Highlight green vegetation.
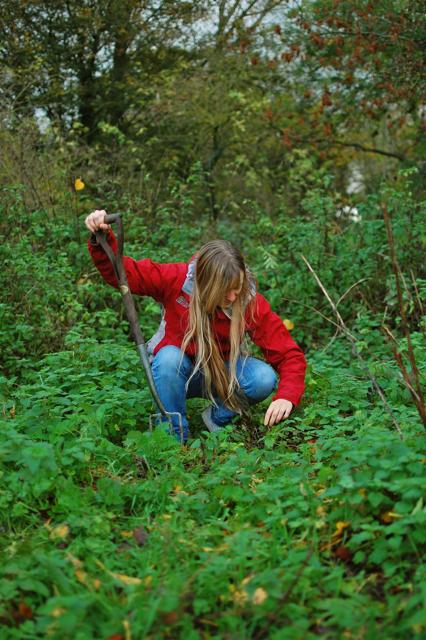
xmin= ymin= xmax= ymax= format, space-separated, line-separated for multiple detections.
xmin=1 ymin=172 xmax=425 ymax=638
xmin=1 ymin=0 xmax=425 ymax=637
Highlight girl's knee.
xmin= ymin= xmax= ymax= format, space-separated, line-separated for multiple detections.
xmin=240 ymin=361 xmax=277 ymax=401
xmin=152 ymin=346 xmax=191 ymax=380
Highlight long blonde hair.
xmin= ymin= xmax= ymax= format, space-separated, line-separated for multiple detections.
xmin=181 ymin=240 xmax=253 ymax=412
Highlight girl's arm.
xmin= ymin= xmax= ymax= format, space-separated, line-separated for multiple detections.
xmin=247 ymin=293 xmax=307 ymax=408
xmin=86 ymin=210 xmax=182 ymax=302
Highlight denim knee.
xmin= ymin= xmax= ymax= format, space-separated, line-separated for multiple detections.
xmin=238 ymin=359 xmax=277 ymax=402
xmin=151 ymin=345 xmax=192 ymax=382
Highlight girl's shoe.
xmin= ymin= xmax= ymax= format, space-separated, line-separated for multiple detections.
xmin=201 ymin=406 xmax=222 ymax=433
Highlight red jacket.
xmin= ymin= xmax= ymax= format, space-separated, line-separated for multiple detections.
xmin=88 ymin=231 xmax=306 ymax=406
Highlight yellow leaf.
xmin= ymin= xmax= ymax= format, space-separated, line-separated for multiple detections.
xmin=51 ymin=607 xmax=66 ymax=618
xmin=110 ymin=572 xmax=142 ymax=586
xmin=229 ymin=585 xmax=248 ymax=606
xmin=252 ymin=587 xmax=268 ymax=605
xmin=123 ymin=619 xmax=131 ymax=640
xmin=50 ymin=524 xmax=69 ymax=540
xmin=74 ymin=178 xmax=85 ymax=191
xmin=66 ymin=553 xmax=83 ymax=569
xmin=75 ymin=569 xmax=88 ymax=585
xmin=334 ymin=521 xmax=350 ymax=537
xmin=95 ymin=560 xmax=142 ymax=586
xmin=381 ymin=511 xmax=400 ymax=523
xmin=283 ymin=318 xmax=294 ymax=330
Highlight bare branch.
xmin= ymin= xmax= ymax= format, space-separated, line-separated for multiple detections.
xmin=381 ymin=203 xmax=426 ymax=427
xmin=332 ymin=140 xmax=406 ymax=162
xmin=411 ymin=269 xmax=424 ymax=315
xmin=382 ymin=326 xmax=422 ymax=403
xmin=336 ymin=278 xmax=370 ymax=307
xmin=300 ymin=254 xmax=404 ymax=438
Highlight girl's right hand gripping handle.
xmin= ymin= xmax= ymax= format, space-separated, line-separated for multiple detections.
xmin=104 ymin=213 xmax=121 ymax=224
xmin=102 ymin=213 xmax=123 ymax=257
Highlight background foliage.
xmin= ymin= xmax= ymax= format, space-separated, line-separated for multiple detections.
xmin=0 ymin=1 xmax=425 ymax=638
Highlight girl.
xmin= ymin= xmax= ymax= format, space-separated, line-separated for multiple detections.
xmin=86 ymin=210 xmax=306 ymax=442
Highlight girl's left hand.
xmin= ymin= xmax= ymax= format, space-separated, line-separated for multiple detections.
xmin=264 ymin=399 xmax=293 ymax=426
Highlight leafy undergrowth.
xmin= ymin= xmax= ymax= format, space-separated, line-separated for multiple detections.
xmin=1 ymin=337 xmax=425 ymax=639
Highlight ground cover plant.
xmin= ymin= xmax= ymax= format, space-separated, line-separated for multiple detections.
xmin=1 ymin=170 xmax=425 ymax=638
xmin=1 ymin=340 xmax=425 ymax=639
xmin=1 ymin=0 xmax=425 ymax=635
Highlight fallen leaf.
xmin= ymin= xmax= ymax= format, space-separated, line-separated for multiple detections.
xmin=160 ymin=611 xmax=179 ymax=625
xmin=123 ymin=620 xmax=131 ymax=640
xmin=12 ymin=602 xmax=33 ymax=623
xmin=111 ymin=572 xmax=142 ymax=586
xmin=66 ymin=553 xmax=82 ymax=569
xmin=96 ymin=560 xmax=142 ymax=586
xmin=334 ymin=521 xmax=350 ymax=537
xmin=252 ymin=587 xmax=268 ymax=605
xmin=75 ymin=569 xmax=88 ymax=585
xmin=50 ymin=524 xmax=69 ymax=540
xmin=229 ymin=584 xmax=248 ymax=606
xmin=133 ymin=526 xmax=149 ymax=546
xmin=334 ymin=545 xmax=352 ymax=562
xmin=320 ymin=521 xmax=351 ymax=551
xmin=381 ymin=511 xmax=400 ymax=523
xmin=74 ymin=177 xmax=85 ymax=191
xmin=283 ymin=318 xmax=294 ymax=330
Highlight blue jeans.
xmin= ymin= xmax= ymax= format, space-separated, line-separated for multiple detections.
xmin=151 ymin=345 xmax=277 ymax=441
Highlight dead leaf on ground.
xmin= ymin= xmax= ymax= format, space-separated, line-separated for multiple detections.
xmin=133 ymin=526 xmax=149 ymax=546
xmin=252 ymin=587 xmax=268 ymax=605
xmin=334 ymin=546 xmax=353 ymax=562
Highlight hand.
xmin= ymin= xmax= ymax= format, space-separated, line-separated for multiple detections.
xmin=264 ymin=399 xmax=293 ymax=427
xmin=85 ymin=209 xmax=111 ymax=233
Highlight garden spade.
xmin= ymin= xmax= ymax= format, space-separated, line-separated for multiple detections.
xmin=95 ymin=214 xmax=184 ymax=443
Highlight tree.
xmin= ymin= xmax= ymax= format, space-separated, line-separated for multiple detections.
xmin=261 ymin=0 xmax=426 ymax=166
xmin=0 ymin=0 xmax=206 ymax=140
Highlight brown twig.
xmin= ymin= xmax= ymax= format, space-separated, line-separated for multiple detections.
xmin=300 ymin=254 xmax=403 ymax=438
xmin=323 ymin=278 xmax=370 ymax=353
xmin=381 ymin=204 xmax=426 ymax=427
xmin=410 ymin=269 xmax=424 ymax=316
xmin=382 ymin=326 xmax=422 ymax=403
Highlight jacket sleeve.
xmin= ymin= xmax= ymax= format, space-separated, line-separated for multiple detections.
xmin=246 ymin=293 xmax=307 ymax=406
xmin=87 ymin=230 xmax=181 ymax=303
